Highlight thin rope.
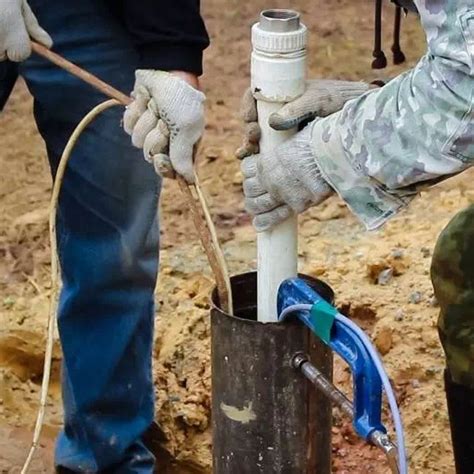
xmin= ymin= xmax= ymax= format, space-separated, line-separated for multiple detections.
xmin=21 ymin=99 xmax=121 ymax=474
xmin=194 ymin=174 xmax=233 ymax=313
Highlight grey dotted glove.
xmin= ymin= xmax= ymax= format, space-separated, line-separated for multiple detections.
xmin=236 ymin=79 xmax=369 ymax=159
xmin=0 ymin=0 xmax=52 ymax=62
xmin=241 ymin=124 xmax=334 ymax=232
xmin=123 ymin=70 xmax=205 ymax=184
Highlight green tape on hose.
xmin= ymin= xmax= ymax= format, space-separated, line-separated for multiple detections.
xmin=310 ymin=300 xmax=337 ymax=344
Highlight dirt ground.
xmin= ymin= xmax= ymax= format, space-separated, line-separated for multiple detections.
xmin=0 ymin=0 xmax=468 ymax=472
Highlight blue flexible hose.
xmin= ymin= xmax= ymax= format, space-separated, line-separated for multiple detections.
xmin=279 ymin=304 xmax=408 ymax=474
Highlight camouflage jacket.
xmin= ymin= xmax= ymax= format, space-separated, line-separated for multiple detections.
xmin=310 ymin=0 xmax=474 ymax=230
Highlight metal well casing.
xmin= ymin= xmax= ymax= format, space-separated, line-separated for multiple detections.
xmin=211 ymin=272 xmax=333 ymax=474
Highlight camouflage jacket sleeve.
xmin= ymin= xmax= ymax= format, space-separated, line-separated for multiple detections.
xmin=310 ymin=0 xmax=474 ymax=230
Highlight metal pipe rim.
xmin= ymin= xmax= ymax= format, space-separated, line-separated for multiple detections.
xmin=260 ymin=9 xmax=300 ymax=32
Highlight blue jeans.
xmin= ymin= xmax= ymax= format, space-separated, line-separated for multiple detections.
xmin=16 ymin=1 xmax=160 ymax=471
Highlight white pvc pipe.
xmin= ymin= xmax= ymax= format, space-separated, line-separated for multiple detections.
xmin=251 ymin=10 xmax=308 ymax=323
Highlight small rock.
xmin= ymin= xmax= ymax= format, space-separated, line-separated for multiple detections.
xmin=429 ymin=295 xmax=439 ymax=307
xmin=377 ymin=268 xmax=393 ymax=285
xmin=409 ymin=291 xmax=423 ymax=304
xmin=338 ymin=448 xmax=348 ymax=457
xmin=375 ymin=327 xmax=393 ymax=355
xmin=391 ymin=248 xmax=404 ymax=259
xmin=421 ymin=247 xmax=431 ymax=258
xmin=366 ymin=261 xmax=389 ymax=283
xmin=395 ymin=309 xmax=404 ymax=321
xmin=411 ymin=379 xmax=421 ymax=389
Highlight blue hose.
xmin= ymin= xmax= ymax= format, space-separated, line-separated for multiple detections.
xmin=279 ymin=304 xmax=408 ymax=474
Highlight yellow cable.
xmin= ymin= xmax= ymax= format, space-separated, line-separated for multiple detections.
xmin=21 ymin=99 xmax=121 ymax=473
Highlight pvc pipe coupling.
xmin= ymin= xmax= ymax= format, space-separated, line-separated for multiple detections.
xmin=251 ymin=9 xmax=308 ymax=104
xmin=252 ymin=9 xmax=307 ymax=54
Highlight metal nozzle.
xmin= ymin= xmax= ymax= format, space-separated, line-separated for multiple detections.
xmin=370 ymin=430 xmax=400 ymax=474
xmin=293 ymin=353 xmax=401 ymax=474
xmin=260 ymin=9 xmax=300 ymax=33
xmin=292 ymin=353 xmax=354 ymax=418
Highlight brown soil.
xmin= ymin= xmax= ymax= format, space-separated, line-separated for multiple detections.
xmin=0 ymin=0 xmax=463 ymax=473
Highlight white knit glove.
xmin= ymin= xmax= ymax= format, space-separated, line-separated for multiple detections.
xmin=123 ymin=70 xmax=206 ymax=183
xmin=0 ymin=0 xmax=52 ymax=62
xmin=236 ymin=80 xmax=369 ymax=159
xmin=241 ymin=124 xmax=334 ymax=232
xmin=268 ymin=79 xmax=370 ymax=130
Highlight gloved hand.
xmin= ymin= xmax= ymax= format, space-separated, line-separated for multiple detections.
xmin=123 ymin=70 xmax=206 ymax=183
xmin=241 ymin=124 xmax=334 ymax=232
xmin=0 ymin=0 xmax=52 ymax=62
xmin=236 ymin=79 xmax=369 ymax=159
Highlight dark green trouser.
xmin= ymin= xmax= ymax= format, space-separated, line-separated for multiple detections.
xmin=431 ymin=204 xmax=474 ymax=390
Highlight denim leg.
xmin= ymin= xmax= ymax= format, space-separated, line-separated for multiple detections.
xmin=19 ymin=1 xmax=160 ymax=471
xmin=0 ymin=61 xmax=18 ymax=111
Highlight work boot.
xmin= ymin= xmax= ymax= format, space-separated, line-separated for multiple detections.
xmin=445 ymin=370 xmax=474 ymax=474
